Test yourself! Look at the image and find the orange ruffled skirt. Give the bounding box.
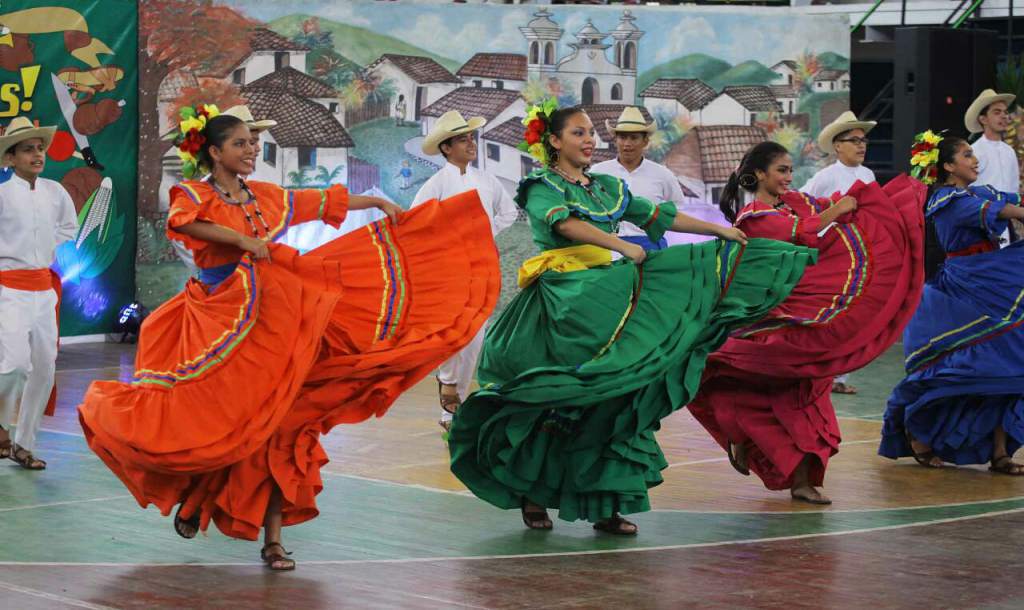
[78,192,500,540]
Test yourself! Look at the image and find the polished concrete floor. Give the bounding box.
[0,342,1020,609]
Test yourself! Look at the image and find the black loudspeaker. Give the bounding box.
[893,27,997,172]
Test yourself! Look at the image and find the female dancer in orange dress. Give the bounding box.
[78,109,500,569]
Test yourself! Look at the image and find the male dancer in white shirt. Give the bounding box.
[0,117,79,469]
[592,107,689,251]
[801,111,877,396]
[412,110,518,431]
[966,89,1020,241]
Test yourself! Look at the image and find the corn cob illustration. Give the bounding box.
[76,177,113,248]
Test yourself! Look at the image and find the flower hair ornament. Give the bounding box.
[173,103,221,180]
[518,97,559,165]
[909,129,944,185]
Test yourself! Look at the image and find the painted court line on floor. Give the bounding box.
[1,505,1021,568]
[0,495,132,513]
[665,438,879,468]
[0,580,120,610]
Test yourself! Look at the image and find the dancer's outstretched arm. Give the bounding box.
[554,217,647,264]
[174,220,270,260]
[669,212,747,244]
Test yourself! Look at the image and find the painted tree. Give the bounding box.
[794,51,822,95]
[168,81,245,126]
[138,0,255,217]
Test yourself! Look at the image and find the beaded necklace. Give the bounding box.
[549,165,618,231]
[208,176,270,237]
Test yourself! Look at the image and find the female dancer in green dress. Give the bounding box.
[449,103,816,534]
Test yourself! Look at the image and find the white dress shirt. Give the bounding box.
[800,161,876,199]
[0,173,78,271]
[591,157,693,237]
[412,162,519,236]
[972,136,1020,194]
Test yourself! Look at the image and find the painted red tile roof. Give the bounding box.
[814,69,849,82]
[769,85,802,100]
[482,116,524,147]
[244,66,336,98]
[421,87,522,121]
[243,89,353,148]
[580,104,654,143]
[158,70,199,102]
[692,125,768,183]
[457,53,528,81]
[640,79,716,110]
[721,86,782,112]
[369,54,461,84]
[250,27,309,52]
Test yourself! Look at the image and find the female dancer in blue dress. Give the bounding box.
[880,132,1024,474]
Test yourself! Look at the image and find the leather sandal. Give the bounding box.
[727,441,750,476]
[173,504,200,539]
[593,515,638,536]
[261,542,296,571]
[0,429,12,460]
[438,379,461,432]
[9,445,45,470]
[520,498,553,530]
[990,455,1024,476]
[906,430,943,468]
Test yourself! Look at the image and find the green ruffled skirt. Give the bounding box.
[449,238,816,522]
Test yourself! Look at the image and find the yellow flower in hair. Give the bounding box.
[528,142,547,165]
[180,115,204,134]
[922,130,942,145]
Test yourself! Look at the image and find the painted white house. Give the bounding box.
[366,54,462,122]
[639,78,717,124]
[243,88,353,187]
[419,87,526,168]
[480,116,537,195]
[770,85,802,115]
[457,53,527,92]
[519,8,644,106]
[814,69,851,92]
[770,60,799,86]
[206,27,310,87]
[701,86,782,126]
[244,66,342,119]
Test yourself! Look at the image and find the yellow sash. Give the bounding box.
[517,244,612,288]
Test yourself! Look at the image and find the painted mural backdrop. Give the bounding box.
[0,1,138,336]
[139,0,850,309]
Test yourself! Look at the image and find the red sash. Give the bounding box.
[0,268,62,415]
[946,241,997,259]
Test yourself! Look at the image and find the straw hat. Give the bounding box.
[605,106,655,135]
[0,116,56,154]
[817,111,876,153]
[422,110,486,155]
[222,104,277,132]
[964,89,1016,134]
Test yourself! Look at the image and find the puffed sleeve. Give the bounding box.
[166,184,209,251]
[524,182,571,228]
[952,186,1016,238]
[286,183,349,228]
[735,202,821,248]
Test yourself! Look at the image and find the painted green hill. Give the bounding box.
[637,53,732,94]
[818,52,850,71]
[709,60,778,89]
[268,14,461,73]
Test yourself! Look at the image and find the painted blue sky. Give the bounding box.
[224,0,849,69]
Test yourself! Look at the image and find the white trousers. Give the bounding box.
[0,286,58,452]
[437,324,487,421]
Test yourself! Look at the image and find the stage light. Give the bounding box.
[113,301,148,343]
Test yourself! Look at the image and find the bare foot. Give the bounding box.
[790,485,832,505]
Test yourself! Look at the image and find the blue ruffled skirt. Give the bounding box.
[880,241,1024,464]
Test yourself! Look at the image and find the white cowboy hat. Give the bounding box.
[817,111,876,153]
[422,110,486,156]
[222,104,277,132]
[605,106,655,135]
[0,116,56,155]
[964,89,1016,134]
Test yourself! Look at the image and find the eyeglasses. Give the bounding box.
[836,137,869,146]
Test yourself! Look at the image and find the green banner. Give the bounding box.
[0,1,138,336]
